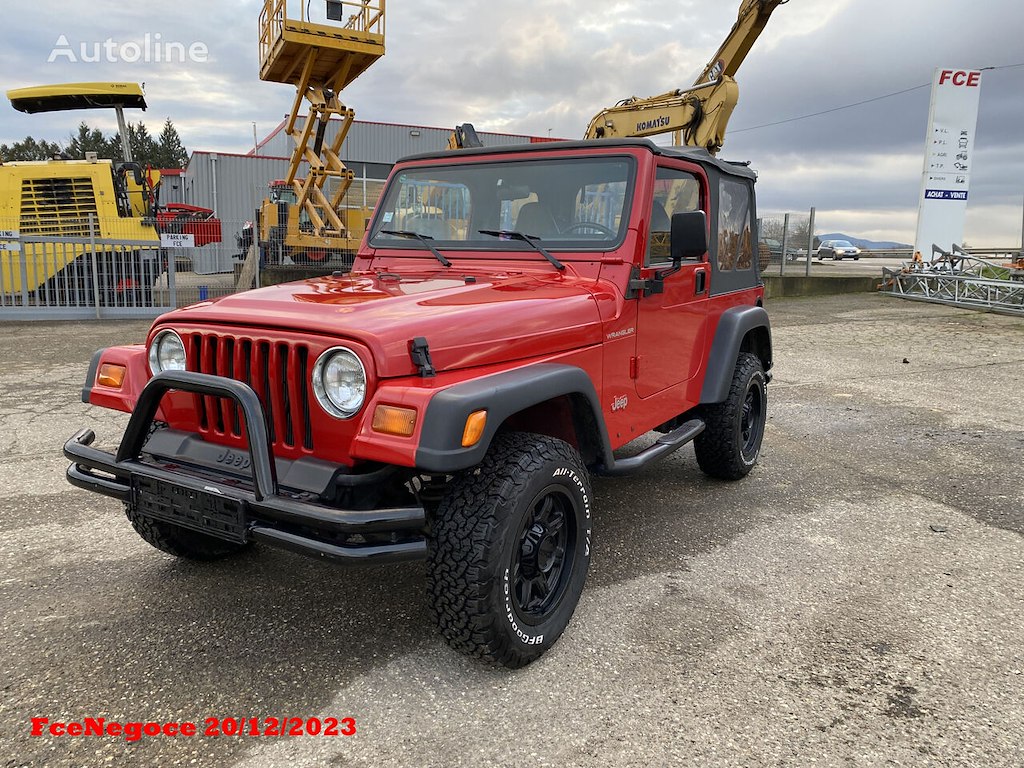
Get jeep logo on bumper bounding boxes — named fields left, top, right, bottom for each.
left=215, top=448, right=251, bottom=470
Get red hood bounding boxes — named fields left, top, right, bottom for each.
left=161, top=269, right=605, bottom=377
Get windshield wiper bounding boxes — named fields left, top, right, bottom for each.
left=379, top=229, right=452, bottom=267
left=478, top=230, right=565, bottom=270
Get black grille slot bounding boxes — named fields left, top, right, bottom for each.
left=208, top=336, right=225, bottom=433
left=298, top=346, right=313, bottom=450
left=223, top=337, right=241, bottom=435
left=259, top=341, right=275, bottom=444
left=189, top=334, right=208, bottom=429
left=279, top=343, right=294, bottom=447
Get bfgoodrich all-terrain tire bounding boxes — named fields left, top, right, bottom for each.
left=125, top=505, right=250, bottom=561
left=428, top=432, right=593, bottom=668
left=694, top=352, right=767, bottom=480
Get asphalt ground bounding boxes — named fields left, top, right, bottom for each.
left=1, top=293, right=1022, bottom=767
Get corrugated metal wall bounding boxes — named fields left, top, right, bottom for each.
left=159, top=172, right=187, bottom=205
left=182, top=154, right=293, bottom=228
left=179, top=121, right=547, bottom=243
left=257, top=119, right=539, bottom=162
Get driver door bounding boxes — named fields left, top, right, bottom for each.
left=633, top=163, right=710, bottom=398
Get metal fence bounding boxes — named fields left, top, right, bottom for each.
left=757, top=211, right=815, bottom=275
left=0, top=216, right=255, bottom=320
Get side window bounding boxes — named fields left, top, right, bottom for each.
left=647, top=166, right=701, bottom=265
left=718, top=178, right=753, bottom=272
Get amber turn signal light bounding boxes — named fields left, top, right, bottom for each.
left=461, top=410, right=487, bottom=447
left=97, top=363, right=126, bottom=389
left=372, top=405, right=417, bottom=437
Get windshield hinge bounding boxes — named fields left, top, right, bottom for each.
left=409, top=337, right=437, bottom=378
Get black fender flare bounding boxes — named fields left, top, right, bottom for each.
left=700, top=305, right=772, bottom=404
left=81, top=348, right=105, bottom=404
left=415, top=364, right=614, bottom=473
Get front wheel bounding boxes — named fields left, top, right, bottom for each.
left=427, top=432, right=593, bottom=668
left=695, top=352, right=767, bottom=480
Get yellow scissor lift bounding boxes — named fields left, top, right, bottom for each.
left=256, top=0, right=385, bottom=265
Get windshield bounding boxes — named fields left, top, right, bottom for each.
left=369, top=156, right=634, bottom=252
left=270, top=186, right=296, bottom=205
left=834, top=240, right=853, bottom=247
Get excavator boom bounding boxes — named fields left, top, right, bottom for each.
left=584, top=0, right=786, bottom=153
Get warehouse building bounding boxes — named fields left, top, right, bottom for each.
left=167, top=118, right=554, bottom=231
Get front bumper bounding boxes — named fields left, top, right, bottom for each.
left=65, top=370, right=427, bottom=564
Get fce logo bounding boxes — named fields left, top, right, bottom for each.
left=939, top=70, right=980, bottom=87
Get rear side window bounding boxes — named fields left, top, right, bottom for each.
left=717, top=177, right=753, bottom=272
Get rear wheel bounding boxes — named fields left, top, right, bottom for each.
left=695, top=352, right=767, bottom=480
left=427, top=432, right=592, bottom=668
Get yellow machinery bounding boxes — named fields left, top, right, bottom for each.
left=256, top=0, right=384, bottom=264
left=1, top=82, right=160, bottom=298
left=446, top=123, right=483, bottom=151
left=584, top=0, right=787, bottom=153
left=448, top=0, right=783, bottom=159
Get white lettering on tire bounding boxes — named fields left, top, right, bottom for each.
left=552, top=466, right=590, bottom=519
left=503, top=568, right=544, bottom=645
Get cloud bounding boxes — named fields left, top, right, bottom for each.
left=2, top=0, right=1022, bottom=246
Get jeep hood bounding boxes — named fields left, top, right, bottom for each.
left=162, top=269, right=605, bottom=377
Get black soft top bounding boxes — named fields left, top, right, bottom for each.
left=399, top=137, right=756, bottom=182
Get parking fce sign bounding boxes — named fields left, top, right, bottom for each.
left=160, top=233, right=195, bottom=249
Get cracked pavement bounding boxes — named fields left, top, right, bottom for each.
left=1, top=295, right=1022, bottom=767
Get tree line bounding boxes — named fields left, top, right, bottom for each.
left=0, top=118, right=189, bottom=169
left=760, top=217, right=820, bottom=250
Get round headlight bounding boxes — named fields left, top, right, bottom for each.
left=312, top=347, right=366, bottom=418
left=148, top=330, right=186, bottom=374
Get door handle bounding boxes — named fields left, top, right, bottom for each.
left=695, top=269, right=707, bottom=294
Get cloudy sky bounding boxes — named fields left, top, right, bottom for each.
left=2, top=0, right=1022, bottom=246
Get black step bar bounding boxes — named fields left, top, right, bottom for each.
left=595, top=418, right=705, bottom=477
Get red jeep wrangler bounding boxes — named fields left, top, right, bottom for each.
left=66, top=139, right=771, bottom=667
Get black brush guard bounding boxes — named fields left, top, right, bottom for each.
left=64, top=370, right=426, bottom=564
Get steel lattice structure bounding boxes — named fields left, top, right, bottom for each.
left=881, top=249, right=1024, bottom=316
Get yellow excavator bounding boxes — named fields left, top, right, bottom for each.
left=584, top=0, right=786, bottom=153
left=448, top=0, right=784, bottom=157
left=255, top=0, right=384, bottom=266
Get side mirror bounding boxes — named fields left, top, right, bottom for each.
left=670, top=210, right=708, bottom=264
